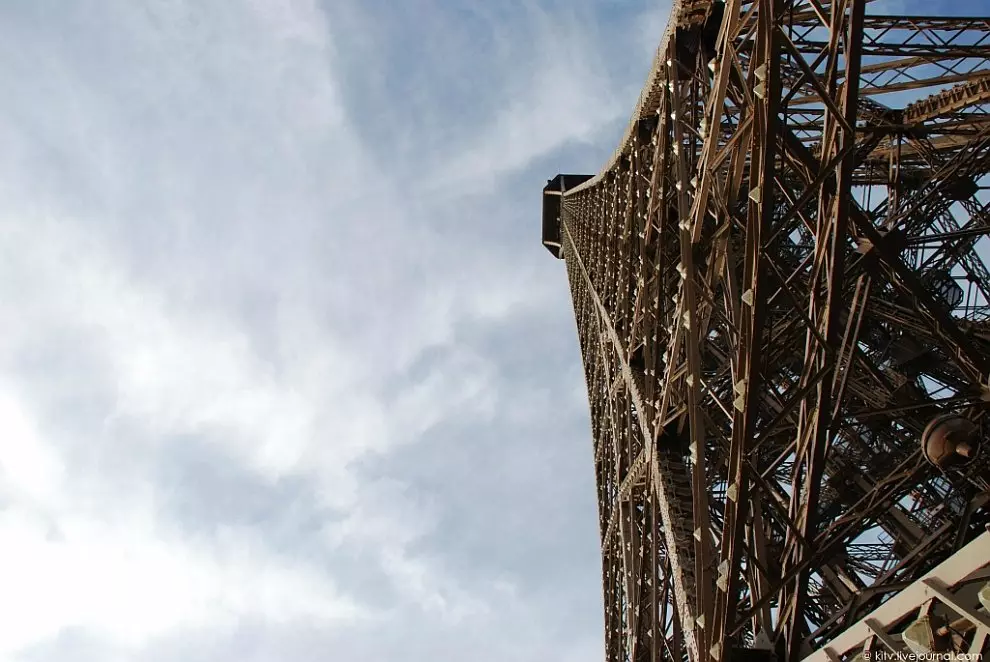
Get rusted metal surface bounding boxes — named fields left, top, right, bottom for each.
left=544, top=1, right=990, bottom=661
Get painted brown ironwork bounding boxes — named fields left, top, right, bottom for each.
left=543, top=1, right=990, bottom=661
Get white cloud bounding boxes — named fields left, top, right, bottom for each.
left=424, top=11, right=628, bottom=196
left=0, top=377, right=368, bottom=658
left=0, top=505, right=368, bottom=656
left=0, top=0, right=634, bottom=658
left=0, top=391, right=64, bottom=509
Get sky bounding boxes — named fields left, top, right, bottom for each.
left=1, top=0, right=985, bottom=660
left=0, top=0, right=669, bottom=660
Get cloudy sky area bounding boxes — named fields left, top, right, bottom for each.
left=0, top=0, right=669, bottom=660
left=0, top=0, right=974, bottom=659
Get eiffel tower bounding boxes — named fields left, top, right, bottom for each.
left=542, top=2, right=990, bottom=661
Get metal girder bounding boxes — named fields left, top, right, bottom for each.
left=905, top=75, right=990, bottom=124
left=543, top=1, right=990, bottom=662
left=803, top=532, right=990, bottom=662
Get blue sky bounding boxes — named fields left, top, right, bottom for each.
left=0, top=1, right=666, bottom=660
left=881, top=0, right=987, bottom=14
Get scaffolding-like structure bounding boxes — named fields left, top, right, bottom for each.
left=542, top=1, right=990, bottom=660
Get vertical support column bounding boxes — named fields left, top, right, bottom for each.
left=780, top=1, right=866, bottom=658
left=561, top=205, right=703, bottom=662
left=710, top=0, right=784, bottom=659
left=669, top=47, right=716, bottom=659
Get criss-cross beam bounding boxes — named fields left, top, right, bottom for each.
left=543, top=1, right=990, bottom=662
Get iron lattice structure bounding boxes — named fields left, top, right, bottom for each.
left=542, top=1, right=990, bottom=661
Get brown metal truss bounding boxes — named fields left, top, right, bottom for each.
left=542, top=1, right=990, bottom=661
